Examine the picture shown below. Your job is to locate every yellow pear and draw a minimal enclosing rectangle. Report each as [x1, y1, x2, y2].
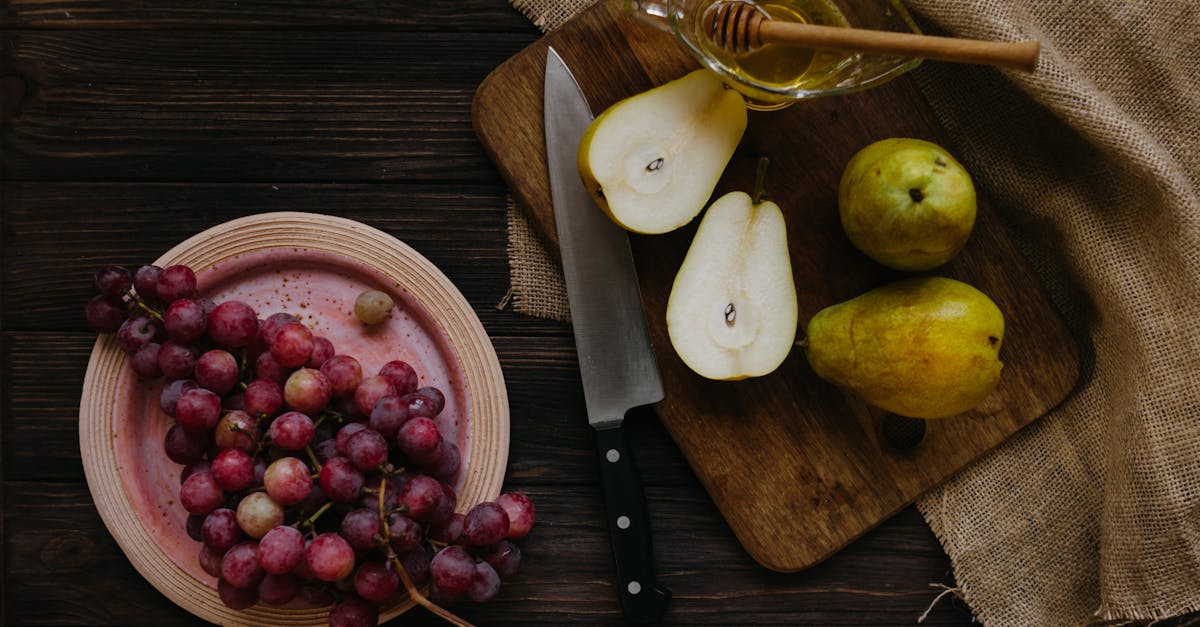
[839, 138, 977, 271]
[577, 69, 747, 234]
[805, 277, 1003, 418]
[666, 189, 798, 380]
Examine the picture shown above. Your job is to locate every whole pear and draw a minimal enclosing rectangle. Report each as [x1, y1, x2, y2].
[804, 277, 1003, 419]
[839, 138, 977, 271]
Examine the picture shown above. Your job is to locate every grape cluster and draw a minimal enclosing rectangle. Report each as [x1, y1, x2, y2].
[85, 264, 536, 627]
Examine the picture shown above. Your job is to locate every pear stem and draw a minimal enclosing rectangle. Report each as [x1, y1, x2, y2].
[795, 337, 809, 350]
[753, 157, 770, 205]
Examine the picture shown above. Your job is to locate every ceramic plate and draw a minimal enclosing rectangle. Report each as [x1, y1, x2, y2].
[79, 212, 509, 625]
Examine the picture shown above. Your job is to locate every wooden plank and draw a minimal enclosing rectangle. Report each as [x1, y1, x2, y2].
[473, 0, 1081, 572]
[1, 183, 519, 333]
[1, 30, 537, 181]
[2, 481, 967, 625]
[0, 331, 693, 485]
[1, 0, 536, 30]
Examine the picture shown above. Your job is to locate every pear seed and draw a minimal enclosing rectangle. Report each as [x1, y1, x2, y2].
[646, 158, 664, 172]
[724, 303, 736, 326]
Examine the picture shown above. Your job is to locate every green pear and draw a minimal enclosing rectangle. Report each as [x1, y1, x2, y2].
[805, 277, 1003, 418]
[577, 69, 747, 234]
[838, 138, 977, 271]
[667, 190, 798, 380]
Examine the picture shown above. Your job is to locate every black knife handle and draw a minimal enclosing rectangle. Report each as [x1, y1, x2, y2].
[593, 423, 671, 624]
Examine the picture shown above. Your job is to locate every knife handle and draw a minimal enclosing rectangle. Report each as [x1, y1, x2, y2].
[593, 423, 671, 624]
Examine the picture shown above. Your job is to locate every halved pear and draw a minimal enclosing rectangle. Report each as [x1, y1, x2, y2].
[577, 70, 747, 234]
[666, 191, 798, 380]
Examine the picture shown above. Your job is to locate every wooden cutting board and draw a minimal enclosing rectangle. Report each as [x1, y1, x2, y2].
[473, 0, 1079, 572]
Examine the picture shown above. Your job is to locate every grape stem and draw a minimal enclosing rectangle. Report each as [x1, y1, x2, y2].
[376, 474, 473, 627]
[304, 445, 323, 472]
[132, 297, 164, 321]
[296, 500, 334, 529]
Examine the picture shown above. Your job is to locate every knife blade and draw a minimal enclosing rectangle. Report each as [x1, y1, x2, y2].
[544, 46, 671, 624]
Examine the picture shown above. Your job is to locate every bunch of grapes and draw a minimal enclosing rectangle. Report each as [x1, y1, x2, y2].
[85, 264, 536, 627]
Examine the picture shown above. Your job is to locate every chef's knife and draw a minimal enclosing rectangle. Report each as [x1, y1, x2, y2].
[543, 47, 671, 624]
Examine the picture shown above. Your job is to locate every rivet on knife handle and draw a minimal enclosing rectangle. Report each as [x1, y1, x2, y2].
[594, 423, 671, 623]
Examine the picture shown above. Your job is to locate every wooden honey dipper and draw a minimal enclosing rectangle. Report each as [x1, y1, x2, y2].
[703, 1, 1040, 71]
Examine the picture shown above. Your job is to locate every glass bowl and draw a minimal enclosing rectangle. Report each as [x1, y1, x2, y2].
[626, 0, 923, 109]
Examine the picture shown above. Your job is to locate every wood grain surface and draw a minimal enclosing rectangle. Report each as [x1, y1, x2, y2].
[0, 0, 1040, 624]
[473, 0, 1080, 572]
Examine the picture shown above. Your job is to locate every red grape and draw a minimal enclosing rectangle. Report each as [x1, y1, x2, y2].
[368, 395, 409, 439]
[307, 336, 335, 368]
[186, 513, 205, 541]
[352, 561, 399, 602]
[283, 368, 332, 416]
[401, 391, 439, 420]
[175, 387, 222, 432]
[260, 312, 299, 345]
[335, 423, 368, 456]
[199, 544, 224, 578]
[181, 460, 211, 484]
[214, 409, 258, 453]
[244, 378, 283, 418]
[427, 440, 461, 482]
[180, 472, 224, 515]
[257, 524, 305, 574]
[468, 560, 502, 603]
[255, 350, 291, 384]
[157, 265, 197, 302]
[345, 428, 388, 472]
[495, 492, 537, 540]
[164, 298, 207, 342]
[388, 512, 424, 553]
[353, 375, 395, 417]
[211, 448, 256, 491]
[340, 508, 382, 553]
[257, 572, 302, 606]
[328, 595, 378, 627]
[319, 457, 364, 503]
[221, 541, 265, 589]
[427, 512, 464, 545]
[379, 360, 418, 396]
[160, 379, 199, 417]
[396, 417, 442, 467]
[85, 295, 127, 332]
[130, 342, 163, 379]
[164, 423, 208, 465]
[398, 474, 444, 522]
[270, 321, 314, 368]
[269, 411, 315, 451]
[117, 315, 164, 354]
[195, 349, 239, 395]
[217, 577, 258, 610]
[94, 265, 133, 298]
[201, 508, 244, 553]
[305, 532, 355, 582]
[462, 501, 509, 547]
[431, 482, 457, 526]
[262, 457, 313, 506]
[158, 339, 200, 380]
[236, 492, 284, 538]
[482, 535, 520, 576]
[133, 265, 162, 299]
[320, 355, 362, 398]
[430, 545, 475, 599]
[313, 438, 339, 463]
[208, 300, 260, 348]
[398, 543, 432, 585]
[416, 386, 446, 415]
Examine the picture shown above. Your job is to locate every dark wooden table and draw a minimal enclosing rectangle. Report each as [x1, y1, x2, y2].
[0, 2, 973, 624]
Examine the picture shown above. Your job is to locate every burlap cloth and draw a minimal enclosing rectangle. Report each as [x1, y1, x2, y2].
[502, 0, 1200, 624]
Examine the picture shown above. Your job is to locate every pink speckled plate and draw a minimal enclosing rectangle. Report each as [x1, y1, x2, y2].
[79, 212, 509, 626]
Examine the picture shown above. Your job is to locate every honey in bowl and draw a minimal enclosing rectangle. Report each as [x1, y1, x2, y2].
[695, 0, 859, 108]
